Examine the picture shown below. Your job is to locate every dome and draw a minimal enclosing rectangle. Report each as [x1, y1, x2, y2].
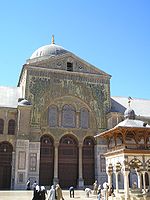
[30, 35, 69, 59]
[30, 44, 69, 59]
[18, 98, 32, 106]
[124, 107, 136, 120]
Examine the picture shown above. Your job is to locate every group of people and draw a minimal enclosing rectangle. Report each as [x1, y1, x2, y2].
[29, 181, 64, 200]
[32, 185, 47, 200]
[92, 180, 115, 200]
[27, 178, 115, 200]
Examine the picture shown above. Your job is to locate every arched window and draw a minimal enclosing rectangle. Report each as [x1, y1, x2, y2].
[0, 119, 4, 134]
[62, 105, 76, 128]
[48, 105, 58, 127]
[8, 119, 15, 135]
[80, 108, 89, 129]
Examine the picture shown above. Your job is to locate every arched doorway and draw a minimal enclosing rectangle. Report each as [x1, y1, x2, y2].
[39, 135, 54, 186]
[58, 135, 78, 188]
[83, 137, 95, 185]
[0, 141, 13, 189]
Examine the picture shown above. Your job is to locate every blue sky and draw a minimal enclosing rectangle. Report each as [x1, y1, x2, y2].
[0, 0, 150, 99]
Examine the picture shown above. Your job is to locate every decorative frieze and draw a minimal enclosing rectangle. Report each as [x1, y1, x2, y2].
[17, 140, 29, 148]
[28, 68, 110, 84]
[29, 143, 40, 149]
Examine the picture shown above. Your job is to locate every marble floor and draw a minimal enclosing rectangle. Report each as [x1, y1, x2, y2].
[0, 190, 98, 200]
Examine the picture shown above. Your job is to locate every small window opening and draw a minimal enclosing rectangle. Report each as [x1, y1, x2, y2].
[67, 62, 73, 71]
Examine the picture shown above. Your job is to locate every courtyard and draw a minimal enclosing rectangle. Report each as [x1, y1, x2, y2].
[1, 190, 150, 200]
[0, 190, 98, 200]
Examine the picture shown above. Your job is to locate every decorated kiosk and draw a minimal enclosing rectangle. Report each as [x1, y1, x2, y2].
[95, 100, 150, 200]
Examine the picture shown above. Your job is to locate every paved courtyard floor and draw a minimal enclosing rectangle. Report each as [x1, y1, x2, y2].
[2, 190, 150, 200]
[0, 190, 98, 200]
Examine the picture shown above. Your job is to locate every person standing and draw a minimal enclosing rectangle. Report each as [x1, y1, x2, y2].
[32, 181, 38, 200]
[26, 179, 31, 190]
[93, 180, 98, 195]
[47, 185, 56, 200]
[55, 184, 63, 200]
[32, 185, 40, 200]
[103, 182, 109, 200]
[32, 181, 37, 190]
[97, 185, 101, 200]
[40, 186, 47, 200]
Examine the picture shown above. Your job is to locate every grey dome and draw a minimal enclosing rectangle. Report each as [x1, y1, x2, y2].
[18, 99, 31, 106]
[124, 107, 136, 120]
[30, 43, 69, 59]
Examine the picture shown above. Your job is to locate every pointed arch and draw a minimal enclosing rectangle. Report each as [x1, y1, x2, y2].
[129, 158, 142, 169]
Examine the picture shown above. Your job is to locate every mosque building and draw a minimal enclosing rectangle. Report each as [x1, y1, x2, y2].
[0, 36, 150, 190]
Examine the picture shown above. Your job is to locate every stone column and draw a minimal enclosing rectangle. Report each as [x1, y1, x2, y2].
[148, 172, 150, 191]
[124, 171, 130, 200]
[115, 172, 119, 194]
[107, 172, 112, 188]
[115, 162, 121, 196]
[78, 144, 84, 188]
[58, 109, 62, 127]
[137, 172, 142, 190]
[107, 164, 113, 185]
[142, 172, 146, 193]
[53, 143, 59, 186]
[146, 171, 150, 197]
[76, 111, 80, 128]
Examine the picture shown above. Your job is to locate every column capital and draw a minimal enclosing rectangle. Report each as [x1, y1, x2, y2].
[106, 163, 113, 176]
[123, 170, 130, 176]
[54, 142, 59, 147]
[136, 171, 141, 176]
[76, 110, 80, 113]
[107, 171, 113, 176]
[114, 171, 120, 175]
[78, 143, 83, 148]
[141, 170, 147, 175]
[114, 162, 122, 173]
